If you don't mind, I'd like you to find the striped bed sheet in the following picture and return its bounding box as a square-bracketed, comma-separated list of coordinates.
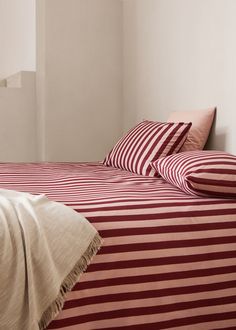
[0, 162, 236, 329]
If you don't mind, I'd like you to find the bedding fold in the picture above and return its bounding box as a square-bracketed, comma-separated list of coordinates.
[0, 189, 102, 330]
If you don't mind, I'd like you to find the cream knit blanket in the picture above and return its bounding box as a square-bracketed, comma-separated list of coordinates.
[0, 189, 102, 330]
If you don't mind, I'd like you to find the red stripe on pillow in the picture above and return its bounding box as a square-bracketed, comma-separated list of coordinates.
[103, 121, 192, 176]
[151, 150, 236, 198]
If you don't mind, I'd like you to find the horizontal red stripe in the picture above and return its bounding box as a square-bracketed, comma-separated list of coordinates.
[99, 236, 236, 254]
[96, 311, 236, 330]
[189, 176, 236, 187]
[49, 295, 236, 327]
[76, 265, 236, 291]
[190, 168, 236, 175]
[212, 327, 236, 330]
[193, 188, 236, 198]
[77, 199, 234, 213]
[75, 265, 236, 290]
[88, 208, 236, 223]
[64, 280, 236, 309]
[88, 250, 236, 272]
[100, 221, 236, 238]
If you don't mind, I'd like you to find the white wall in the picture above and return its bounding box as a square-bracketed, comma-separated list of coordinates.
[0, 72, 37, 161]
[0, 0, 36, 79]
[123, 0, 236, 154]
[37, 0, 123, 162]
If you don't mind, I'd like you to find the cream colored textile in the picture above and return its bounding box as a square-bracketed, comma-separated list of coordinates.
[0, 189, 102, 330]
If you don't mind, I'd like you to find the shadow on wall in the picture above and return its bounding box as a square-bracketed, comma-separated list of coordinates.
[205, 109, 227, 151]
[0, 72, 22, 88]
[0, 71, 37, 161]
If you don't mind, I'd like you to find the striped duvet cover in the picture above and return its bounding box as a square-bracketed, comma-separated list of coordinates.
[0, 162, 236, 329]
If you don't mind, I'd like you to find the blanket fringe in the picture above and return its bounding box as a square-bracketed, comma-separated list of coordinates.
[38, 233, 102, 330]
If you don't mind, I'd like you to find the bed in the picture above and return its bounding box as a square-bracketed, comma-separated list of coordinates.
[0, 160, 236, 329]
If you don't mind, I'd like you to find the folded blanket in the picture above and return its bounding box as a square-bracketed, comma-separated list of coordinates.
[0, 189, 102, 330]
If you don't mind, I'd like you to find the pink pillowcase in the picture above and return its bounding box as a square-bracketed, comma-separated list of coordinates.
[152, 150, 236, 198]
[167, 108, 216, 152]
[104, 120, 192, 176]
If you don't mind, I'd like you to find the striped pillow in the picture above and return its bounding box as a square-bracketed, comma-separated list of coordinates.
[103, 121, 192, 176]
[152, 150, 236, 198]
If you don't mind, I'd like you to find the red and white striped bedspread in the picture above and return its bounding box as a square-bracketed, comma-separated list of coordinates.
[0, 162, 236, 329]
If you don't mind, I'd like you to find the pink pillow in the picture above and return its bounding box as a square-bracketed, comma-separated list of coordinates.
[103, 120, 192, 176]
[167, 108, 216, 151]
[152, 150, 236, 198]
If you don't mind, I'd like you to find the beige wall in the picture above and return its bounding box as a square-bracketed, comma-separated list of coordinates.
[37, 0, 123, 161]
[0, 0, 36, 79]
[0, 72, 37, 161]
[123, 0, 236, 154]
[2, 0, 236, 161]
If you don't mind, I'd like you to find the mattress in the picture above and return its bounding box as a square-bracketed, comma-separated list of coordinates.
[0, 162, 236, 329]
